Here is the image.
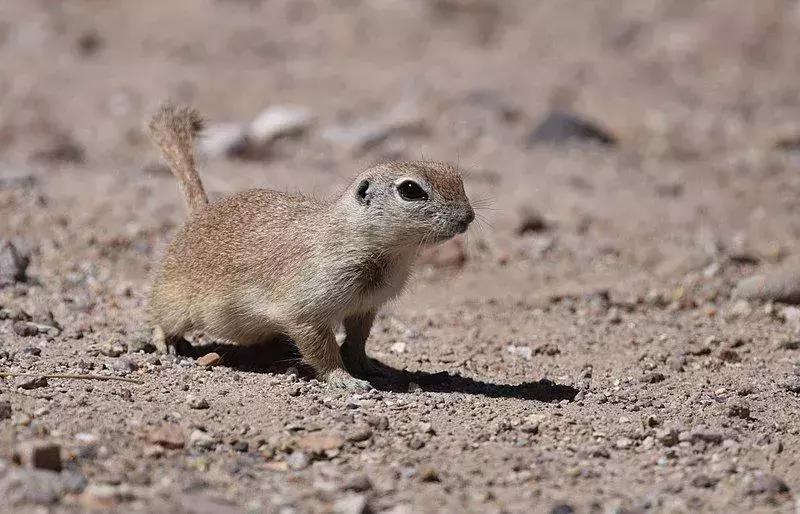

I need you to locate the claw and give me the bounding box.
[325,368,373,390]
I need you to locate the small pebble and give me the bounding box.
[641,372,666,384]
[186,395,210,410]
[407,382,422,393]
[249,106,314,144]
[346,426,373,443]
[0,239,30,286]
[727,400,750,419]
[146,425,186,449]
[12,322,39,337]
[343,474,373,492]
[656,428,679,447]
[285,451,311,470]
[0,401,11,420]
[100,342,126,358]
[744,473,790,496]
[17,376,48,390]
[189,430,218,449]
[196,352,222,367]
[332,493,370,514]
[408,438,425,450]
[735,268,800,304]
[691,475,719,488]
[14,441,62,471]
[112,356,138,373]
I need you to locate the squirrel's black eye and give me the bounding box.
[397,180,428,201]
[356,180,370,201]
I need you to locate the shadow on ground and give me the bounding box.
[179,339,579,403]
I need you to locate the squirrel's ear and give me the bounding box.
[356,179,371,206]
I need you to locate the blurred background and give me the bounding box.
[2,0,800,281]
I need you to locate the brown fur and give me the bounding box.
[147,102,474,389]
[148,103,208,216]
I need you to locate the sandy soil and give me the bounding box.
[2,1,800,512]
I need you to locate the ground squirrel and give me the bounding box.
[147,102,475,389]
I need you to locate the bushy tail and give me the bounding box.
[148,102,208,216]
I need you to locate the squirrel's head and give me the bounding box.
[343,161,474,249]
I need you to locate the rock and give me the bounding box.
[285,451,311,470]
[196,352,222,367]
[777,339,800,350]
[0,468,63,505]
[419,466,440,483]
[551,505,575,514]
[728,299,753,318]
[248,106,314,144]
[718,349,741,363]
[465,89,521,122]
[12,321,39,337]
[691,474,719,488]
[779,376,800,393]
[80,483,134,509]
[323,102,425,153]
[322,123,388,153]
[727,400,750,419]
[343,474,373,492]
[76,30,103,56]
[408,438,425,450]
[734,268,800,304]
[189,430,218,450]
[346,426,373,443]
[0,401,11,420]
[516,207,549,235]
[197,122,248,158]
[744,473,790,496]
[527,109,616,148]
[22,346,41,356]
[0,240,30,286]
[186,395,210,409]
[656,428,679,447]
[296,432,345,456]
[13,441,62,471]
[615,437,634,450]
[61,471,87,494]
[100,341,126,357]
[366,416,390,431]
[112,356,138,373]
[30,133,85,164]
[128,337,157,354]
[779,306,800,331]
[390,342,407,354]
[17,376,48,390]
[418,422,436,435]
[690,429,723,445]
[332,494,371,514]
[419,236,467,269]
[146,425,186,449]
[641,372,666,384]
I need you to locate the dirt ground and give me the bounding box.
[2,1,800,512]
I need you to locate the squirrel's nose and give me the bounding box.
[457,208,475,233]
